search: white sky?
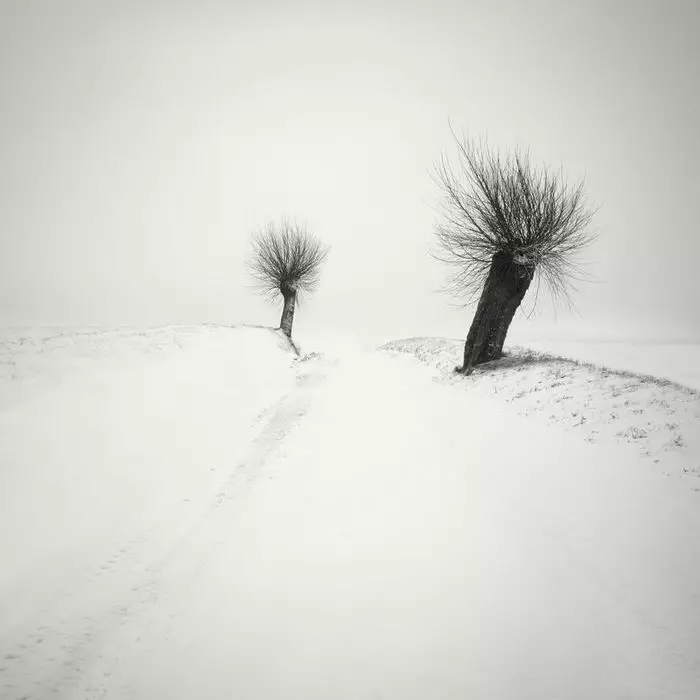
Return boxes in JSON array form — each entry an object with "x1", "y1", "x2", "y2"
[{"x1": 1, "y1": 0, "x2": 698, "y2": 344}]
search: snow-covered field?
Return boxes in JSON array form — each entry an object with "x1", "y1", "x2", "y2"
[
  {"x1": 1, "y1": 325, "x2": 700, "y2": 698},
  {"x1": 0, "y1": 327, "x2": 298, "y2": 652}
]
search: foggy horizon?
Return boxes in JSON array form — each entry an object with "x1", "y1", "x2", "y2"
[{"x1": 2, "y1": 0, "x2": 699, "y2": 345}]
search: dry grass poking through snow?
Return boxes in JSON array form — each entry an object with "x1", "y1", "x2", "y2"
[{"x1": 381, "y1": 337, "x2": 700, "y2": 489}]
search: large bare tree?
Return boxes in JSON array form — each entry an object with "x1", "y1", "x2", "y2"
[
  {"x1": 433, "y1": 132, "x2": 596, "y2": 374},
  {"x1": 248, "y1": 219, "x2": 329, "y2": 340}
]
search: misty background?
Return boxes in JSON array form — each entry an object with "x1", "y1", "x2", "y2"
[{"x1": 1, "y1": 0, "x2": 698, "y2": 346}]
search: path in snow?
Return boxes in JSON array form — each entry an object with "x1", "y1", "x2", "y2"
[{"x1": 2, "y1": 345, "x2": 700, "y2": 699}]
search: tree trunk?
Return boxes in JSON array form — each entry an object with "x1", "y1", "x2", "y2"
[
  {"x1": 459, "y1": 252, "x2": 532, "y2": 374},
  {"x1": 279, "y1": 289, "x2": 297, "y2": 338}
]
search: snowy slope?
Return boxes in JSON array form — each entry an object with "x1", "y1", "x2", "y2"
[
  {"x1": 0, "y1": 326, "x2": 298, "y2": 640},
  {"x1": 521, "y1": 339, "x2": 700, "y2": 392},
  {"x1": 1, "y1": 327, "x2": 700, "y2": 699},
  {"x1": 383, "y1": 337, "x2": 700, "y2": 489}
]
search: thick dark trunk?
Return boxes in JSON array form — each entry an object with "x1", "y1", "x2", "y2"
[
  {"x1": 459, "y1": 252, "x2": 532, "y2": 374},
  {"x1": 493, "y1": 289, "x2": 527, "y2": 353},
  {"x1": 279, "y1": 290, "x2": 297, "y2": 338},
  {"x1": 460, "y1": 281, "x2": 492, "y2": 372}
]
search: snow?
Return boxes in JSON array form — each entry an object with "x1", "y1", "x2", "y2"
[
  {"x1": 1, "y1": 326, "x2": 700, "y2": 698},
  {"x1": 384, "y1": 337, "x2": 700, "y2": 487},
  {"x1": 0, "y1": 326, "x2": 298, "y2": 640},
  {"x1": 520, "y1": 339, "x2": 700, "y2": 392}
]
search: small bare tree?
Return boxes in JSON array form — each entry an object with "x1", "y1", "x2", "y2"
[
  {"x1": 248, "y1": 219, "x2": 329, "y2": 340},
  {"x1": 433, "y1": 132, "x2": 596, "y2": 374}
]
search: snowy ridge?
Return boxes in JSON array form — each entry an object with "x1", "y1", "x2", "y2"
[
  {"x1": 524, "y1": 339, "x2": 700, "y2": 392},
  {"x1": 0, "y1": 325, "x2": 295, "y2": 409},
  {"x1": 381, "y1": 337, "x2": 700, "y2": 488}
]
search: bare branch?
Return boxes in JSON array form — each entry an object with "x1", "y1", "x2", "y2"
[
  {"x1": 247, "y1": 218, "x2": 329, "y2": 304},
  {"x1": 431, "y1": 133, "x2": 597, "y2": 310}
]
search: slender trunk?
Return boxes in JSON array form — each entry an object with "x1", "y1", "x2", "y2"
[
  {"x1": 459, "y1": 252, "x2": 532, "y2": 374},
  {"x1": 279, "y1": 290, "x2": 297, "y2": 338}
]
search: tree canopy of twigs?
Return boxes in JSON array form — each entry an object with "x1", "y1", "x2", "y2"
[
  {"x1": 248, "y1": 219, "x2": 329, "y2": 303},
  {"x1": 432, "y1": 132, "x2": 597, "y2": 309}
]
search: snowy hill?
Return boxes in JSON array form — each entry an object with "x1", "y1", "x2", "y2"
[
  {"x1": 520, "y1": 339, "x2": 700, "y2": 392},
  {"x1": 1, "y1": 326, "x2": 700, "y2": 698},
  {"x1": 0, "y1": 326, "x2": 299, "y2": 637},
  {"x1": 382, "y1": 337, "x2": 700, "y2": 489}
]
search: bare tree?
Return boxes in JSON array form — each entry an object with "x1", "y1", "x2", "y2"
[
  {"x1": 248, "y1": 218, "x2": 329, "y2": 340},
  {"x1": 433, "y1": 131, "x2": 597, "y2": 374}
]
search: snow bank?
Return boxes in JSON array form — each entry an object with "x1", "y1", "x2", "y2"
[
  {"x1": 0, "y1": 324, "x2": 297, "y2": 637},
  {"x1": 382, "y1": 337, "x2": 700, "y2": 489},
  {"x1": 523, "y1": 339, "x2": 700, "y2": 391}
]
